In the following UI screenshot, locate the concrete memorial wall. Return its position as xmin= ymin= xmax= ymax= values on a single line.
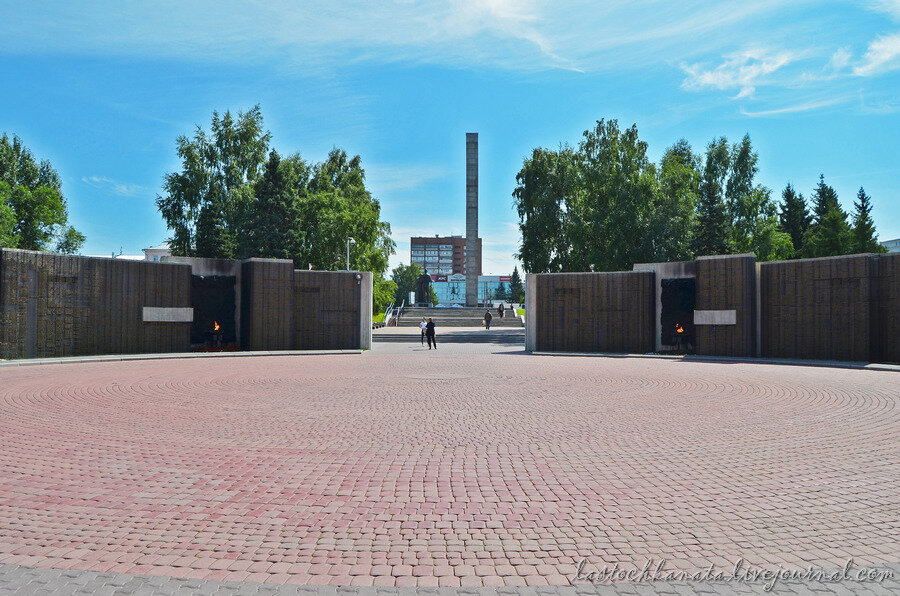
xmin=527 ymin=252 xmax=899 ymax=364
xmin=874 ymin=253 xmax=900 ymax=363
xmin=0 ymin=249 xmax=372 ymax=359
xmin=294 ymin=270 xmax=372 ymax=351
xmin=525 ymin=271 xmax=654 ymax=353
xmin=694 ymin=254 xmax=757 ymax=357
xmin=0 ymin=248 xmax=192 ymax=358
xmin=758 ymin=254 xmax=899 ymax=362
xmin=241 ymin=259 xmax=295 ymax=351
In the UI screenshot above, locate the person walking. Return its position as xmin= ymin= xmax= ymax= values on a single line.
xmin=499 ymin=303 xmax=505 ymax=318
xmin=419 ymin=317 xmax=427 ymax=346
xmin=425 ymin=318 xmax=436 ymax=350
xmin=484 ymin=310 xmax=493 ymax=330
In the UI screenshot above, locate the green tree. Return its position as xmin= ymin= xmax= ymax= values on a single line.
xmin=0 ymin=134 xmax=84 ymax=252
xmin=158 ymin=108 xmax=395 ymax=274
xmin=295 ymin=149 xmax=395 ymax=274
xmin=55 ymin=225 xmax=86 ymax=255
xmin=692 ymin=137 xmax=731 ymax=256
xmin=802 ymin=176 xmax=851 ymax=257
xmin=513 ymin=146 xmax=578 ymax=273
xmin=391 ymin=262 xmax=422 ymax=305
xmin=749 ymin=216 xmax=795 ymax=261
xmin=719 ymin=134 xmax=788 ymax=261
xmin=655 ymin=139 xmax=700 ymax=261
xmin=575 ymin=119 xmax=660 ymax=271
xmin=240 ymin=150 xmax=301 ymax=260
xmin=803 ymin=204 xmax=851 ymax=257
xmin=778 ymin=183 xmax=810 ymax=254
xmin=0 ymin=186 xmax=17 ymax=247
xmin=373 ymin=276 xmax=398 ymax=314
xmin=157 ymin=106 xmax=271 ymax=258
xmin=810 ymin=174 xmax=840 ymax=224
xmin=508 ymin=266 xmax=525 ymax=303
xmin=850 ymin=187 xmax=886 ymax=254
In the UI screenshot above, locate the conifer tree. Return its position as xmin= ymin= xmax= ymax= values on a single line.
xmin=509 ymin=266 xmax=525 ymax=303
xmin=692 ymin=138 xmax=731 ymax=256
xmin=242 ymin=150 xmax=301 ymax=260
xmin=802 ymin=175 xmax=851 ymax=257
xmin=810 ymin=174 xmax=840 ymax=225
xmin=850 ymin=187 xmax=886 ymax=254
xmin=778 ymin=183 xmax=811 ymax=254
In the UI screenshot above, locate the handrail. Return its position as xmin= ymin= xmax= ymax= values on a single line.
xmin=393 ymin=300 xmax=405 ymax=326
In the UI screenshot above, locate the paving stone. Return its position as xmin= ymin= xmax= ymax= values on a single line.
xmin=0 ymin=340 xmax=898 ymax=590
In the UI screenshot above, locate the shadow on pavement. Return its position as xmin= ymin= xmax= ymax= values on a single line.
xmin=373 ymin=331 xmax=525 ymax=346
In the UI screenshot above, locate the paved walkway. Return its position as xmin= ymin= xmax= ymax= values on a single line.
xmin=0 ymin=333 xmax=897 ymax=591
xmin=1 ymin=561 xmax=897 ymax=594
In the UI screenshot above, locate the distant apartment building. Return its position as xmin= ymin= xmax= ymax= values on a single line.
xmin=881 ymin=238 xmax=900 ymax=253
xmin=410 ymin=235 xmax=481 ymax=276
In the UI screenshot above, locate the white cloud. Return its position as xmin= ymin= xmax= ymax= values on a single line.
xmin=869 ymin=1 xmax=900 ymax=20
xmin=81 ymin=176 xmax=145 ymax=197
xmin=739 ymin=97 xmax=846 ymax=117
xmin=366 ymin=164 xmax=451 ymax=194
xmin=681 ymin=48 xmax=797 ymax=98
xmin=829 ymin=47 xmax=853 ymax=71
xmin=0 ymin=1 xmax=803 ymax=74
xmin=854 ymin=32 xmax=900 ymax=75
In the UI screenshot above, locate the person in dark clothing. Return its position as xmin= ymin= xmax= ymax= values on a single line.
xmin=425 ymin=318 xmax=437 ymax=349
xmin=484 ymin=310 xmax=493 ymax=330
xmin=499 ymin=303 xmax=505 ymax=318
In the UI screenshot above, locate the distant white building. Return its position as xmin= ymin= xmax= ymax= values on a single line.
xmin=881 ymin=238 xmax=900 ymax=253
xmin=143 ymin=243 xmax=171 ymax=262
xmin=84 ymin=252 xmax=143 ymax=260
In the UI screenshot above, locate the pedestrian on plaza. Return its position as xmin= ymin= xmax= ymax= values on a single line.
xmin=499 ymin=303 xmax=505 ymax=318
xmin=419 ymin=317 xmax=427 ymax=346
xmin=425 ymin=318 xmax=437 ymax=349
xmin=484 ymin=310 xmax=493 ymax=330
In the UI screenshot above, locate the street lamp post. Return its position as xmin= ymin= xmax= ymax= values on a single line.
xmin=346 ymin=237 xmax=355 ymax=271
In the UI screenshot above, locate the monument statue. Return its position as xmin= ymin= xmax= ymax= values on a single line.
xmin=415 ymin=270 xmax=432 ymax=305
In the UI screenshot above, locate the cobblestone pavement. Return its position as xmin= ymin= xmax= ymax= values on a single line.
xmin=1 ymin=561 xmax=897 ymax=594
xmin=0 ymin=335 xmax=897 ymax=590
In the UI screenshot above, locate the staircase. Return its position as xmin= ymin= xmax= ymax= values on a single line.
xmin=398 ymin=307 xmax=524 ymax=328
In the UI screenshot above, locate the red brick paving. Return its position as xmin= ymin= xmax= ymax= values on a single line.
xmin=0 ymin=350 xmax=897 ymax=587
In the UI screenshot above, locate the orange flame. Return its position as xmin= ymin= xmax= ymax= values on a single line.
xmin=675 ymin=323 xmax=684 ymax=334
xmin=213 ymin=321 xmax=221 ymax=332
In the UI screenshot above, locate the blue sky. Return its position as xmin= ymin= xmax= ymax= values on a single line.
xmin=1 ymin=1 xmax=898 ymax=274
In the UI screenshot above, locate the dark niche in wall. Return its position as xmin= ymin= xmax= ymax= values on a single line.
xmin=661 ymin=277 xmax=695 ymax=349
xmin=190 ymin=275 xmax=236 ymax=347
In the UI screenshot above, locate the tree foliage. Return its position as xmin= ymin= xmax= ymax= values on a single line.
xmin=513 ymin=146 xmax=577 ymax=273
xmin=373 ymin=276 xmax=398 ymax=314
xmin=850 ymin=187 xmax=885 ymax=254
xmin=157 ymin=106 xmax=270 ymax=259
xmin=514 ymin=122 xmax=885 ymax=272
xmin=656 ymin=140 xmax=700 ymax=261
xmin=0 ymin=134 xmax=85 ymax=253
xmin=778 ymin=183 xmax=811 ymax=252
xmin=241 ymin=150 xmax=301 ymax=261
xmin=515 ymin=120 xmax=698 ymax=273
xmin=802 ymin=176 xmax=851 ymax=258
xmin=692 ymin=137 xmax=731 ymax=257
xmin=508 ymin=266 xmax=524 ymax=303
xmin=390 ymin=262 xmax=422 ymax=305
xmin=157 ymin=107 xmax=395 ymax=275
